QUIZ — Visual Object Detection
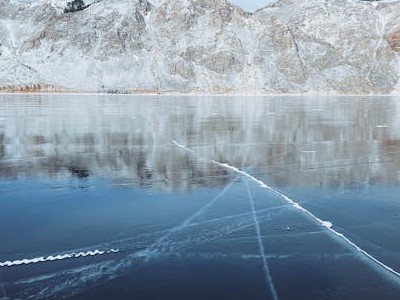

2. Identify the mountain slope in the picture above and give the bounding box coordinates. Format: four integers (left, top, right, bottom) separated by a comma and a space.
0, 0, 399, 94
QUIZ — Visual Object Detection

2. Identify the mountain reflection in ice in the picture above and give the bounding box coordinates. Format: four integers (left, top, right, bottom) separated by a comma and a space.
1, 94, 400, 189
1, 95, 400, 300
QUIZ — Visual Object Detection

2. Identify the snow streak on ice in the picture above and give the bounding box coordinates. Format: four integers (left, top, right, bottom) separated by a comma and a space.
0, 249, 120, 268
172, 140, 400, 284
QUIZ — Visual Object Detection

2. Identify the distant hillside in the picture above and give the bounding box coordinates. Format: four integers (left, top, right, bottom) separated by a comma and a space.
0, 0, 399, 94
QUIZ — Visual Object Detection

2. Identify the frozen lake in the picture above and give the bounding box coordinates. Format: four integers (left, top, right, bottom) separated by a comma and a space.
1, 94, 400, 299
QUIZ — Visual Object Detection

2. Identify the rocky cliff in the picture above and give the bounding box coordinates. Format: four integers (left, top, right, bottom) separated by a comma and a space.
0, 0, 400, 94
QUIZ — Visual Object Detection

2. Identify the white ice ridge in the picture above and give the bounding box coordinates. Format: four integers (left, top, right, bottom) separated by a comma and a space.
245, 180, 278, 300
172, 141, 400, 283
0, 249, 120, 267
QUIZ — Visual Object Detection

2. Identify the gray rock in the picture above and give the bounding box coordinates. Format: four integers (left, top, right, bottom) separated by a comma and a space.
0, 0, 400, 94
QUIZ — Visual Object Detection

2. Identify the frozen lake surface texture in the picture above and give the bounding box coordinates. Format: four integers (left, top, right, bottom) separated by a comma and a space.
1, 94, 400, 299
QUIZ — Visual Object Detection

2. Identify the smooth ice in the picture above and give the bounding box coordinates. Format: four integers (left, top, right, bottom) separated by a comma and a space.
1, 95, 400, 300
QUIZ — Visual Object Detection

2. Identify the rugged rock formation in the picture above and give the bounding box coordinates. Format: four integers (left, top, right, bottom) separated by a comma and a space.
388, 30, 400, 52
0, 0, 400, 94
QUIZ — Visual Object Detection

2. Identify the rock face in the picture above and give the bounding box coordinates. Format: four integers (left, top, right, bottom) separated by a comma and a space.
0, 0, 400, 94
388, 30, 400, 52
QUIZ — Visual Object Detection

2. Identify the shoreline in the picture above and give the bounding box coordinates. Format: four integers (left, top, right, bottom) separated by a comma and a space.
0, 91, 399, 98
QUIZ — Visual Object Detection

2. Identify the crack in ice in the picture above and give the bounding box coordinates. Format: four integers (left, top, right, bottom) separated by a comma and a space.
0, 189, 247, 300
165, 214, 274, 254
0, 180, 234, 270
0, 272, 7, 300
172, 140, 400, 284
245, 180, 279, 300
188, 204, 287, 228
136, 181, 234, 258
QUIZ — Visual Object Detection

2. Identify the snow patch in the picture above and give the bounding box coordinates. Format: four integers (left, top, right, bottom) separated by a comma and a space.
321, 221, 333, 228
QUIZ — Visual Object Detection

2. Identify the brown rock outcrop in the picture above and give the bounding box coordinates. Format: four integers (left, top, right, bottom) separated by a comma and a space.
388, 30, 400, 52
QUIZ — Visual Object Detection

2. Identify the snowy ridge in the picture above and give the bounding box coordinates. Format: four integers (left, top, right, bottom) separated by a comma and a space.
1, 0, 400, 93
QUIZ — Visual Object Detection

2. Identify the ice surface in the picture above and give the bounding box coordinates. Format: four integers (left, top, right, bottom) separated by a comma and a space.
2, 96, 400, 299
138, 182, 234, 257
245, 180, 278, 300
173, 140, 400, 284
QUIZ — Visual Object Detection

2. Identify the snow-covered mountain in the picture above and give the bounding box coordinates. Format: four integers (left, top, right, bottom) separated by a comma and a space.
0, 0, 399, 94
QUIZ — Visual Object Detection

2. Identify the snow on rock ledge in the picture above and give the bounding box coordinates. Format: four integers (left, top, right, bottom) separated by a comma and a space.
0, 0, 400, 94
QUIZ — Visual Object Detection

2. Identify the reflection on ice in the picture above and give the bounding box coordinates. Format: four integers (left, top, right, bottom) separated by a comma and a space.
1, 95, 400, 189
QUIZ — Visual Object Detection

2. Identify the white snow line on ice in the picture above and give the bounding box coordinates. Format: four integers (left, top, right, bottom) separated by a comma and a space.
172, 140, 400, 283
0, 249, 120, 268
245, 180, 279, 300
